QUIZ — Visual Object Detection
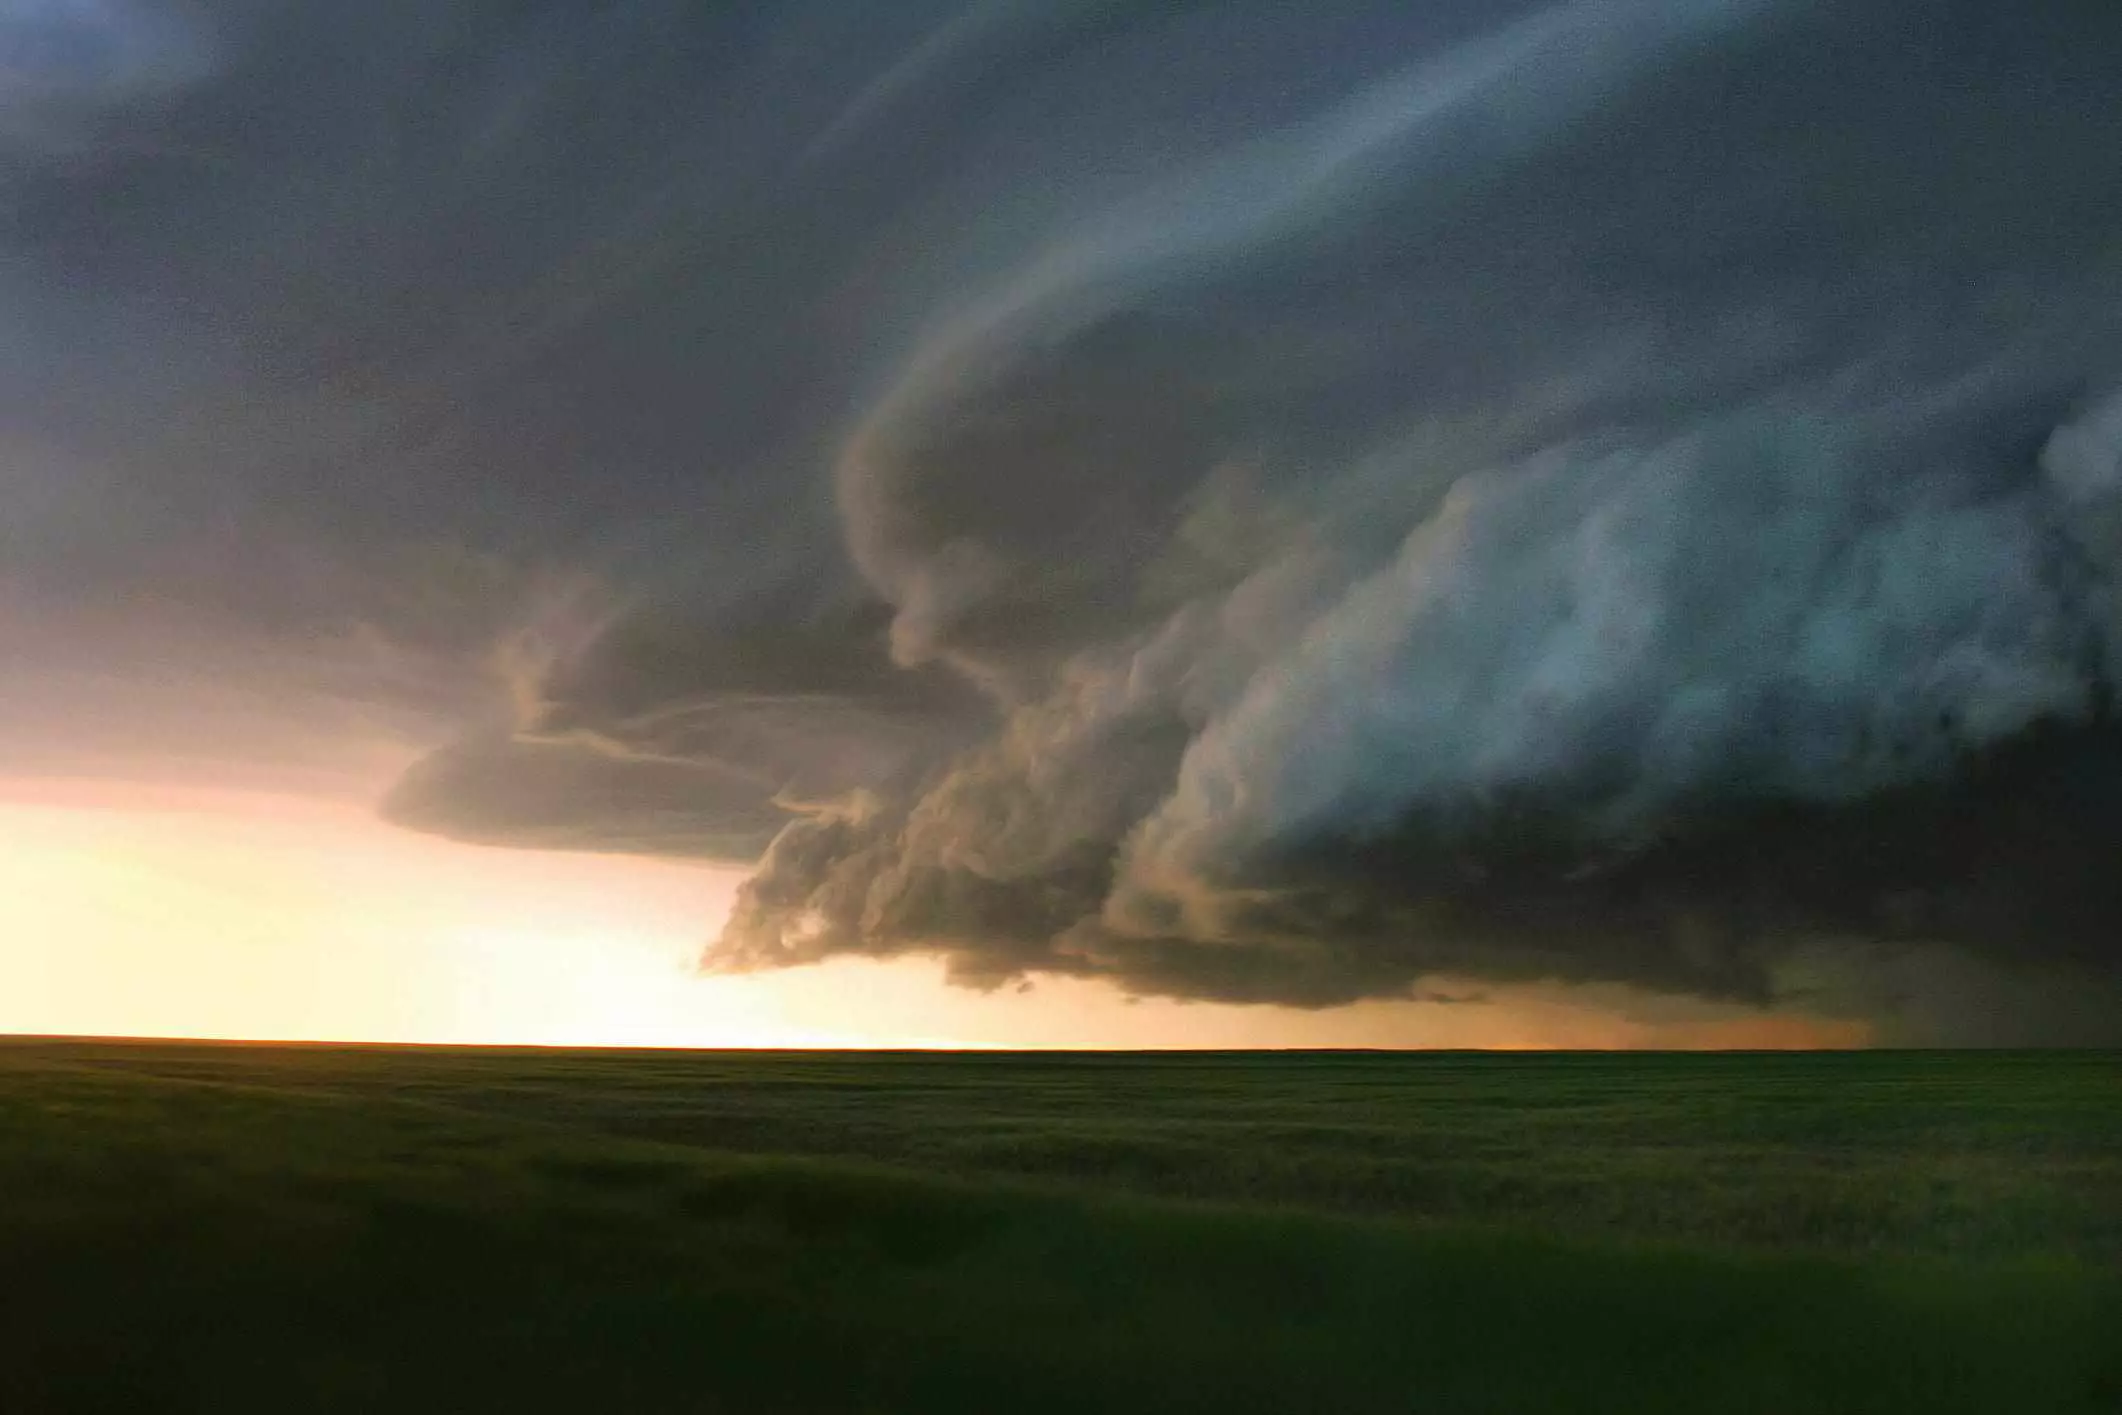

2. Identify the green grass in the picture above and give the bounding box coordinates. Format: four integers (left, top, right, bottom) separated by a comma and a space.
0, 1042, 2117, 1413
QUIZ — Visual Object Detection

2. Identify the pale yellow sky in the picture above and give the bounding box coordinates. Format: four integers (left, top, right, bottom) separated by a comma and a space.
0, 777, 1869, 1050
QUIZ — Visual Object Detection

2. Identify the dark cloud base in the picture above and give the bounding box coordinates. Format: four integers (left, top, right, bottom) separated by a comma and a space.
708, 710, 2122, 1032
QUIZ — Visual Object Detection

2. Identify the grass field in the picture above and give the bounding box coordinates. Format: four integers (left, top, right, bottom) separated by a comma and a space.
1, 1041, 2117, 1413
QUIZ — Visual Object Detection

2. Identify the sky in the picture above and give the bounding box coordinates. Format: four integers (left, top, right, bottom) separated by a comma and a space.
4, 0, 2122, 1048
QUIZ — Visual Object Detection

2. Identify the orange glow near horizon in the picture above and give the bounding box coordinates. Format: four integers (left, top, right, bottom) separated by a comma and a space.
0, 783, 846, 1048
0, 778, 1871, 1051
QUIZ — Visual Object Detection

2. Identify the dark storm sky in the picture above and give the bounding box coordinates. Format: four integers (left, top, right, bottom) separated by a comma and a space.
9, 0, 2122, 1041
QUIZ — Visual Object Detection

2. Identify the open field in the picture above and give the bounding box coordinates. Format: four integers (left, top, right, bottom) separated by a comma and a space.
1, 1041, 2117, 1413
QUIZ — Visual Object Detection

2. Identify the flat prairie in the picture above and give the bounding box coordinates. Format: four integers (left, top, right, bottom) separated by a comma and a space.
2, 1041, 2116, 1413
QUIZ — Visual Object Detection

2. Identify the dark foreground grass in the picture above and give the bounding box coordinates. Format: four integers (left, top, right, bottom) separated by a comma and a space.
1, 1043, 2117, 1413
26, 1043, 2120, 1261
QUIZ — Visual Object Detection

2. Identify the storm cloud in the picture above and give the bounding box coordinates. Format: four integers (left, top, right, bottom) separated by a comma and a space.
11, 0, 2122, 1039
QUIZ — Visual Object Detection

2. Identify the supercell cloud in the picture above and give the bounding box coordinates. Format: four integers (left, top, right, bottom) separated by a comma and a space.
10, 0, 2122, 1039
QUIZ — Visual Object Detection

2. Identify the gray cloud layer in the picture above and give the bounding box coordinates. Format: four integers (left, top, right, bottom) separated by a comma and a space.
11, 0, 2122, 1039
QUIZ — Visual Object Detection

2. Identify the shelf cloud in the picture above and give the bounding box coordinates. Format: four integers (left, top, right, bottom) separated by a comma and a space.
11, 0, 2122, 1040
